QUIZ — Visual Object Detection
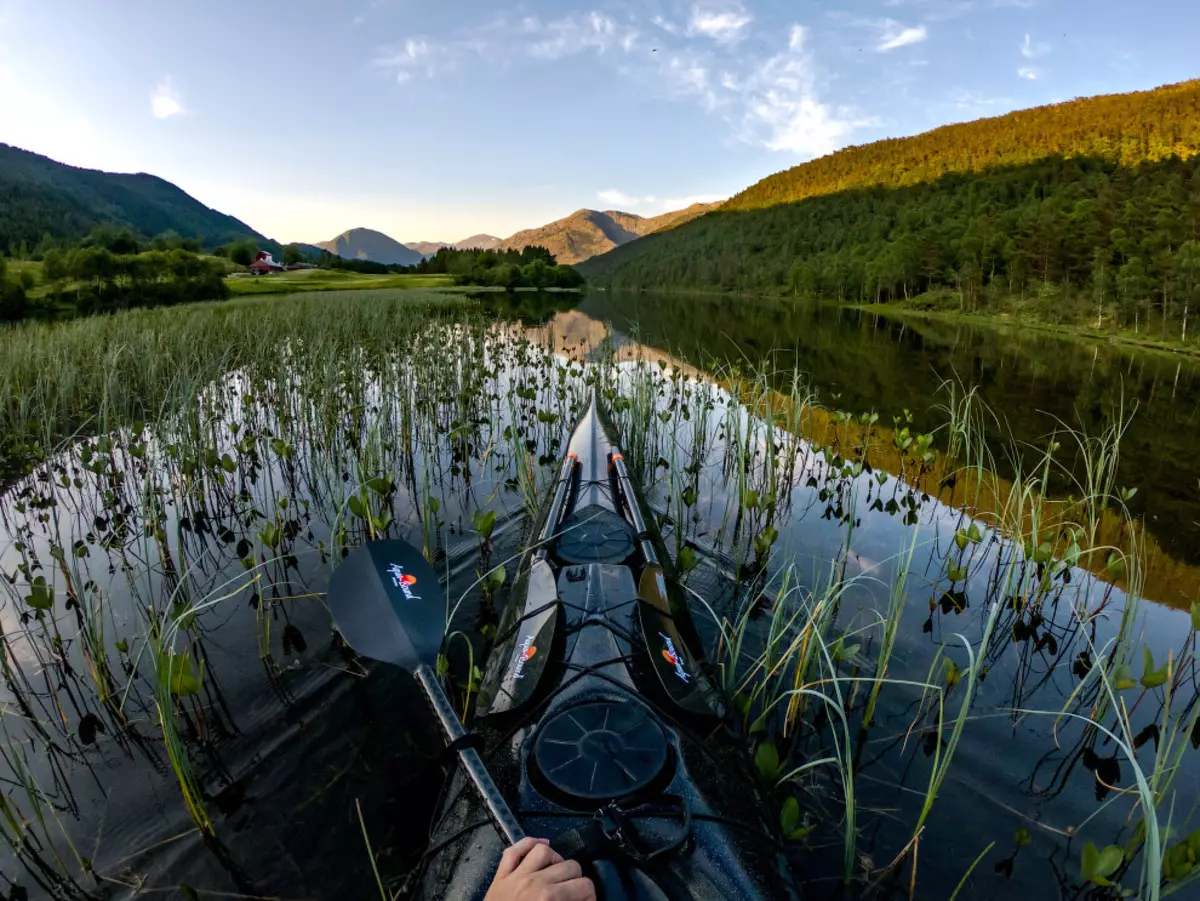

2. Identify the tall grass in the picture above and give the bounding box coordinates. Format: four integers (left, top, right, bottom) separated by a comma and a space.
0, 290, 1195, 900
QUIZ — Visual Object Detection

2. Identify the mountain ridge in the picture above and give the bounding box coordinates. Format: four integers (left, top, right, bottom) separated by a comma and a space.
0, 143, 274, 251
577, 80, 1200, 306
494, 203, 720, 265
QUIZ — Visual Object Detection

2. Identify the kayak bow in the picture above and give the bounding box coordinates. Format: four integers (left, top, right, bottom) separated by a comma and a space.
414, 392, 799, 900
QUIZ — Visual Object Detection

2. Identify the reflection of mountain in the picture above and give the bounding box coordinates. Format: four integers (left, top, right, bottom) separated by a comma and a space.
565, 291, 1200, 580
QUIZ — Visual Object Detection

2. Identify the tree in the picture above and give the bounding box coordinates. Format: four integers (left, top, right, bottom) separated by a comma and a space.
1176, 240, 1200, 342
1116, 258, 1151, 332
228, 240, 257, 266
283, 244, 304, 267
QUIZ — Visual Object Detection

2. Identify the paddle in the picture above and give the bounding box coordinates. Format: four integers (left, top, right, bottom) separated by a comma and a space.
328, 538, 526, 844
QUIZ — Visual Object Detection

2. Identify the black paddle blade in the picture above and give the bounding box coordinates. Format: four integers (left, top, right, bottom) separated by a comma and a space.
328, 539, 445, 670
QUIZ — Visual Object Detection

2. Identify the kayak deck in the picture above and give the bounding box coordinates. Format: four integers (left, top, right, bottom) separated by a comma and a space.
415, 392, 797, 900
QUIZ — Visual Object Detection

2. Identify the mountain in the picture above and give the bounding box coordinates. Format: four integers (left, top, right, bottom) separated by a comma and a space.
316, 228, 423, 265
578, 80, 1200, 312
404, 234, 503, 257
457, 234, 503, 250
0, 143, 271, 251
495, 203, 719, 265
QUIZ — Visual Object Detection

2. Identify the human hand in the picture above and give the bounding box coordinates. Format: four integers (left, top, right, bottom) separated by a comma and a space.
483, 836, 596, 901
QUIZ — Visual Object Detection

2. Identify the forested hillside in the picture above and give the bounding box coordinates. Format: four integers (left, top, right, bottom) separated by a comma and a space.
727, 80, 1200, 211
0, 144, 269, 251
580, 81, 1200, 340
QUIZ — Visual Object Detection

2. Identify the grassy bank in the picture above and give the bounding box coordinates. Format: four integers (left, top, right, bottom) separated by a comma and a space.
853, 291, 1200, 359
226, 269, 455, 295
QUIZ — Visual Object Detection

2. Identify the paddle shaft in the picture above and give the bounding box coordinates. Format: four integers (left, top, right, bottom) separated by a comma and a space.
414, 664, 526, 845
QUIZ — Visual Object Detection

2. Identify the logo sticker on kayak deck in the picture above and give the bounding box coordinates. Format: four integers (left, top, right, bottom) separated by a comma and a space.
385, 564, 421, 601
658, 633, 690, 684
512, 635, 538, 681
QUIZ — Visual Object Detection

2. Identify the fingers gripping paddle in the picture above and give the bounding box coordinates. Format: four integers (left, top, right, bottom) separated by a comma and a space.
328, 539, 526, 845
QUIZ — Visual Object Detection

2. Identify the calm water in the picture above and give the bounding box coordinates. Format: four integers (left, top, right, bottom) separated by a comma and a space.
1, 289, 1198, 901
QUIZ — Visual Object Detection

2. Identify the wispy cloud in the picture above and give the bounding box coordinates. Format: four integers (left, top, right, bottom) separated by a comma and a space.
687, 4, 752, 43
736, 25, 871, 156
150, 78, 183, 119
527, 11, 638, 59
1020, 32, 1050, 58
596, 189, 725, 212
373, 10, 867, 159
876, 19, 928, 52
375, 37, 440, 83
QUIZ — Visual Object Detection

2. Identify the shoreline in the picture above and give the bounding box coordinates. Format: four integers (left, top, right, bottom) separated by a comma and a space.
845, 302, 1200, 361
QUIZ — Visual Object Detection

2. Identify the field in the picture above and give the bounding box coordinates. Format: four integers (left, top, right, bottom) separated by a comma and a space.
0, 287, 1198, 899
225, 268, 455, 295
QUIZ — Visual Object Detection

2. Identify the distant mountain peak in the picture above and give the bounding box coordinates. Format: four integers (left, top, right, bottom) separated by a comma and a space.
494, 204, 719, 265
316, 228, 422, 265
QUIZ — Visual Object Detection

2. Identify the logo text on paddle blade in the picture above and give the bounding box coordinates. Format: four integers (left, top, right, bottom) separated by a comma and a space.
386, 564, 421, 601
658, 632, 690, 683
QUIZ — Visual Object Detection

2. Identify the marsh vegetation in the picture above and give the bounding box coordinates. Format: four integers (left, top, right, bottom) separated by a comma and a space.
0, 288, 1197, 899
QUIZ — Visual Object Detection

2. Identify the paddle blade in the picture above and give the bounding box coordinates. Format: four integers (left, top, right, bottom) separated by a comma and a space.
328, 539, 445, 670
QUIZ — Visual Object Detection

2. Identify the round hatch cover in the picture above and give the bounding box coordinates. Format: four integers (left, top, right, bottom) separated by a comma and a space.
555, 505, 635, 564
533, 700, 669, 802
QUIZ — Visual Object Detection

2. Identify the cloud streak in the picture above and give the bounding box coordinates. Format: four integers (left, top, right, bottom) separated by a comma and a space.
736, 25, 870, 156
373, 10, 870, 159
596, 189, 725, 213
687, 4, 752, 43
877, 20, 928, 51
1020, 32, 1050, 58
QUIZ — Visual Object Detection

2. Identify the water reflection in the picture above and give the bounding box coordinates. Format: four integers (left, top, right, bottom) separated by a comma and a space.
0, 291, 1196, 900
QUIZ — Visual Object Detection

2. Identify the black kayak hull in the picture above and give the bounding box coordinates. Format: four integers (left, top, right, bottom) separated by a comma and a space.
414, 392, 799, 900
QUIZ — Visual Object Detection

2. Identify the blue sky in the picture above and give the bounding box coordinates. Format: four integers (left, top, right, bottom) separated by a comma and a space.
0, 1, 1196, 244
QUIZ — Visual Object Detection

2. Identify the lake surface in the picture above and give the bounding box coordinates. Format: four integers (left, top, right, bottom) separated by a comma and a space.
1, 288, 1198, 901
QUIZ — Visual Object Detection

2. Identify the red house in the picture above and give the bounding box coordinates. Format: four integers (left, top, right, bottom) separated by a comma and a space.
248, 250, 284, 275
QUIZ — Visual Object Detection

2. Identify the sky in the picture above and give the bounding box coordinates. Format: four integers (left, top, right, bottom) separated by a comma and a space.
0, 1, 1196, 245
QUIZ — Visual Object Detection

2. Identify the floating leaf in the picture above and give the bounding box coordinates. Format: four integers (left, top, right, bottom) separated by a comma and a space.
942, 657, 961, 689
365, 476, 393, 496
157, 650, 204, 698
1111, 663, 1136, 691
1080, 841, 1123, 886
24, 576, 53, 610
1141, 645, 1168, 690
753, 526, 779, 558
258, 524, 281, 550
781, 796, 800, 834
754, 740, 781, 782
472, 508, 498, 541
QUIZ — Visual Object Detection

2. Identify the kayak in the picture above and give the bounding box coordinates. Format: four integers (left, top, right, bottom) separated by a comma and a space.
411, 392, 799, 900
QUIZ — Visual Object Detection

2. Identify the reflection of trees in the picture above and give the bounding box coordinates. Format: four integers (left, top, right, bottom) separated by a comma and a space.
583, 290, 1200, 565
